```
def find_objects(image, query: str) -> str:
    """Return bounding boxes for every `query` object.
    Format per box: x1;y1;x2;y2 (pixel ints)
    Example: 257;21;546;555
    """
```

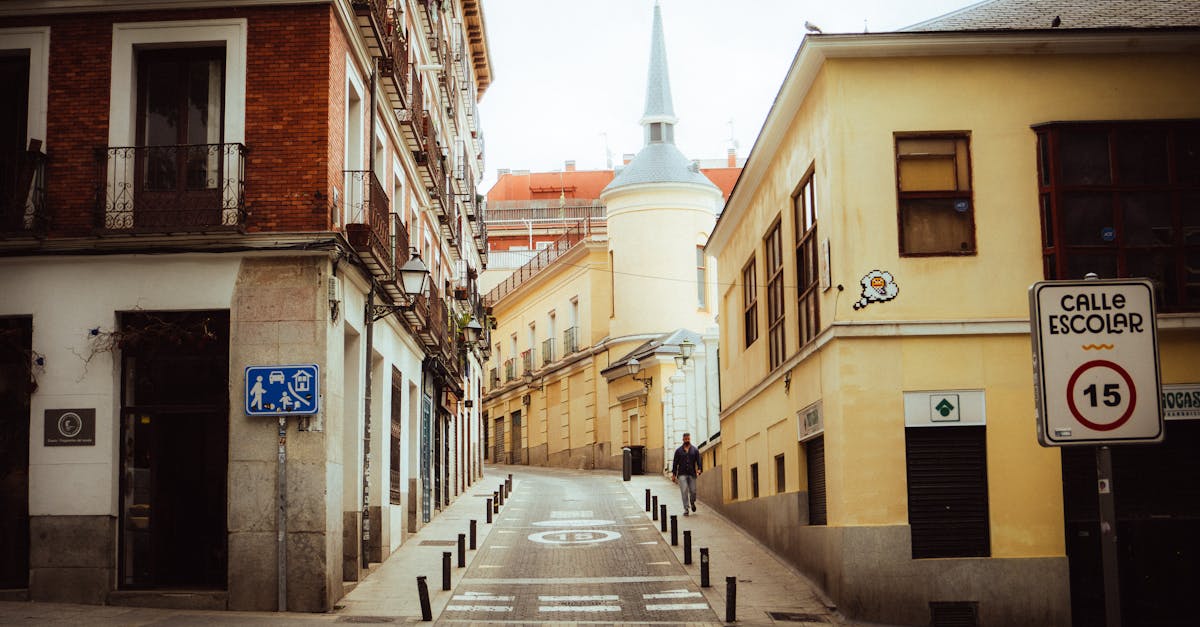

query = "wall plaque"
44;408;96;446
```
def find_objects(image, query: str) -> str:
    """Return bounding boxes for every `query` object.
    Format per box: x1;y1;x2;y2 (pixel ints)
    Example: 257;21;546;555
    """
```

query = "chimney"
623;153;635;165
727;148;737;167
565;160;576;172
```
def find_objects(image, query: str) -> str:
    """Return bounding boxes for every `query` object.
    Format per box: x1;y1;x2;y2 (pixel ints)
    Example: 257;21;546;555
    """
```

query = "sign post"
1030;277;1164;627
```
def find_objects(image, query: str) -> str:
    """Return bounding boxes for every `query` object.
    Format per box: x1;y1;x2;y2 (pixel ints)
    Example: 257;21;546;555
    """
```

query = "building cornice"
0;0;327;15
708;28;1200;254
718;314;1200;419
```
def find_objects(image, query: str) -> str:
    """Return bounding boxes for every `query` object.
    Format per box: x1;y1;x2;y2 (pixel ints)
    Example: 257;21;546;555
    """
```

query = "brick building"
0;0;492;612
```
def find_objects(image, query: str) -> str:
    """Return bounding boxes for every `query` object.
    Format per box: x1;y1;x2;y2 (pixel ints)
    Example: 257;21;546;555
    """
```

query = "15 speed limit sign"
1029;279;1163;446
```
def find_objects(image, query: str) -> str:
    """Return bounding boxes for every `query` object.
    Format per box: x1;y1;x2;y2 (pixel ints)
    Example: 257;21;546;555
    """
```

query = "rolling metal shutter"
807;435;827;526
905;425;990;558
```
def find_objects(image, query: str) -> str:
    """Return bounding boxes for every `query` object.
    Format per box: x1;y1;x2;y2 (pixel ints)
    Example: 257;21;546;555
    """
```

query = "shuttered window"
806;436;827;525
905;426;990;558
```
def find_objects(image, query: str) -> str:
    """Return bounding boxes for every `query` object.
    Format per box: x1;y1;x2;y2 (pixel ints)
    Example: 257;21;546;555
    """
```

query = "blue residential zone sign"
245;364;320;416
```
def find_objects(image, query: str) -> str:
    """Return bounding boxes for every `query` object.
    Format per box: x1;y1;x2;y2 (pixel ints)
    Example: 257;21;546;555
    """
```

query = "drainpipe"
361;69;379;569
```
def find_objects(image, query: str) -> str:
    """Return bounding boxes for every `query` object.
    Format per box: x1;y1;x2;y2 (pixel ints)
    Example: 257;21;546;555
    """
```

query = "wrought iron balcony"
0;146;47;236
351;0;391;58
489;367;500;388
520;349;534;375
344;169;393;279
563;326;579;355
542;338;555;366
98;143;246;232
503;358;515;382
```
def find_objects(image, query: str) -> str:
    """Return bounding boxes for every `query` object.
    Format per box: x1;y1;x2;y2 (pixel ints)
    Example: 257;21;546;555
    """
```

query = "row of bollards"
643;488;734;622
415;473;514;621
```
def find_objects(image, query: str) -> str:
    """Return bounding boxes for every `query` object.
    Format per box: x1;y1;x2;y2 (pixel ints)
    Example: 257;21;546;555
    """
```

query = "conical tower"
601;1;723;338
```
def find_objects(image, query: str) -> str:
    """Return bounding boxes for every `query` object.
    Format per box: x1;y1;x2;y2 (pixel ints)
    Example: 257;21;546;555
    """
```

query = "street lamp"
674;339;695;369
398;250;430;298
627;357;652;390
464;318;483;345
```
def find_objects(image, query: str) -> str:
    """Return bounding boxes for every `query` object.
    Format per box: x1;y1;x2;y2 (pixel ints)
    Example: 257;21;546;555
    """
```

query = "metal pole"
442;552;452;590
493;492;499;513
700;548;710;587
470;519;477;550
487;498;493;522
645;488;651;512
498;484;504;505
725;576;737;623
660;504;667;532
276;416;287;611
1097;445;1122;627
683;530;692;565
652;495;659;520
670;515;678;546
416;576;432;621
457;533;466;567
622;447;631;481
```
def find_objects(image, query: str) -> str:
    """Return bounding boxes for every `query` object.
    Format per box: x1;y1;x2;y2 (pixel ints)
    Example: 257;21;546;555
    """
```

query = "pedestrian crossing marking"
638;541;658;545
539;595;619;602
646;603;709;611
647;561;671;565
455;592;514;601
538;605;621;612
446;605;513;612
644;590;702;599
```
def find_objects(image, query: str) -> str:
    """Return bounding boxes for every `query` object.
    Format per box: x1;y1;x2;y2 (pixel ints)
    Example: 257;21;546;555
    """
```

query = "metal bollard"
622;447;632;481
683;530;692;565
645;488;651;512
506;474;512;493
660;504;667;532
470;519;477;550
652;496;659;520
457;533;466;568
700;548;710;587
416;576;432;621
725;576;737;623
442;552;452;590
670;515;678;546
498;485;504;505
486;499;493;523
493;492;500;512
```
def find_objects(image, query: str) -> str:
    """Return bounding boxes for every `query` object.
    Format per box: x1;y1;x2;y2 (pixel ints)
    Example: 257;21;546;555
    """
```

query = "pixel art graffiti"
853;270;899;310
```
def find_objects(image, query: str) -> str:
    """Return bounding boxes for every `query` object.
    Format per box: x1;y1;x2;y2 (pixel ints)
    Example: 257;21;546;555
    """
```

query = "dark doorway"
433;408;442;511
0;317;32;589
510;410;522;465
1063;420;1200;626
118;311;229;588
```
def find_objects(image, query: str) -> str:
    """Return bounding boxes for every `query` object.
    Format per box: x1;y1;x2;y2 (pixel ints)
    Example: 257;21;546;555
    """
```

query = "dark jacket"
671;444;702;477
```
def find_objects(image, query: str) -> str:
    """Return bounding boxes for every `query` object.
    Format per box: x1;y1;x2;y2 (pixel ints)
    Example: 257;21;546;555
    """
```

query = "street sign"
1029;279;1163;446
245;364;320;416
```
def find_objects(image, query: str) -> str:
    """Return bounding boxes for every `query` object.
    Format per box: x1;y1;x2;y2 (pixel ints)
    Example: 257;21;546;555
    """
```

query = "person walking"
670;432;702;516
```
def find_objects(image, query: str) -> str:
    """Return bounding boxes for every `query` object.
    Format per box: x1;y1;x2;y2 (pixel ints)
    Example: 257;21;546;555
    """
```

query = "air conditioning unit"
327;275;342;302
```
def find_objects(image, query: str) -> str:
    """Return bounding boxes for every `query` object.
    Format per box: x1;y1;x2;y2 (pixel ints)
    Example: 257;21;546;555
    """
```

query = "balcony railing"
486;200;607;225
390;468;401;505
542;338;555;366
0;147;47;236
98;143;246;232
563;327;579;355
489;367;499;388
391;212;411;274
503;358;515;382
344;169;392;278
484;218;593;305
520;349;534;374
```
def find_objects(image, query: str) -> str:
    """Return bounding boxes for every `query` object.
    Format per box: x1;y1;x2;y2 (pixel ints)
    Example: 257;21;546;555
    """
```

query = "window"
696;246;707;308
730;467;739;500
905;425;990;558
750;462;760;498
742;258;758;348
765;221;785;369
390;371;403;505
1036;120;1200;311
774;454;786;493
610;251;615;317
895;133;975;255
806;435;827;525
794;172;820;347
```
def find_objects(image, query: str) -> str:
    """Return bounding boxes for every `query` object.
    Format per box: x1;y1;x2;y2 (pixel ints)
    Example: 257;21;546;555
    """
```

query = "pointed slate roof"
604;2;717;194
903;0;1200;32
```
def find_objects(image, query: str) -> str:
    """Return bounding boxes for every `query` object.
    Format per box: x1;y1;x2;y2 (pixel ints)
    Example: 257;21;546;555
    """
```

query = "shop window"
1036;120;1200;312
895;133;975;255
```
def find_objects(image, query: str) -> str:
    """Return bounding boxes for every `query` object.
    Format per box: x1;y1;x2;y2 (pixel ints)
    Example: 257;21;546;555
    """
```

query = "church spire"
640;1;677;144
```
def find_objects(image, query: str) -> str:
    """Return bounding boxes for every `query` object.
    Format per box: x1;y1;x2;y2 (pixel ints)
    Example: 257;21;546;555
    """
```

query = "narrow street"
441;468;715;623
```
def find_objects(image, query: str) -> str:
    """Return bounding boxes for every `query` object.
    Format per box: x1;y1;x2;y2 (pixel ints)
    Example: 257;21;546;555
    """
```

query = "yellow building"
481;3;724;474
704;1;1200;625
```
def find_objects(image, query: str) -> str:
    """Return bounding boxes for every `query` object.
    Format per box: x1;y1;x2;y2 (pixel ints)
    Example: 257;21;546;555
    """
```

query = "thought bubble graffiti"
853;270;899;310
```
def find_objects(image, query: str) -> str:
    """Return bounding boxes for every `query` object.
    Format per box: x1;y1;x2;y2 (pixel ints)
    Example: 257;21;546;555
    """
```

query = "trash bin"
628;445;645;475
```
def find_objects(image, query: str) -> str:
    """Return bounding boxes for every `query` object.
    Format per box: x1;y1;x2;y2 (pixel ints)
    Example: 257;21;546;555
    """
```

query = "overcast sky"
475;0;976;191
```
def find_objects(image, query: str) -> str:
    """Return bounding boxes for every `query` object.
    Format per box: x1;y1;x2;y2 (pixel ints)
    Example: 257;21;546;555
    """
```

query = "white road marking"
550;510;594;518
498;530;516;534
527;529;621;545
539;605;621;613
531;519;616;527
626;515;644;519
539;595;619;602
454;593;514;601
467;575;691;585
446;605;512;612
647;561;671;565
644;590;703;599
638;541;658;545
478;564;503;569
489;545;508;549
646;603;710;611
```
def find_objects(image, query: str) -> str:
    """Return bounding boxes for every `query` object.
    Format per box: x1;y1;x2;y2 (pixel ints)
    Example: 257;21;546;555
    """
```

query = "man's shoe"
692;504;697;513
683;511;689;517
